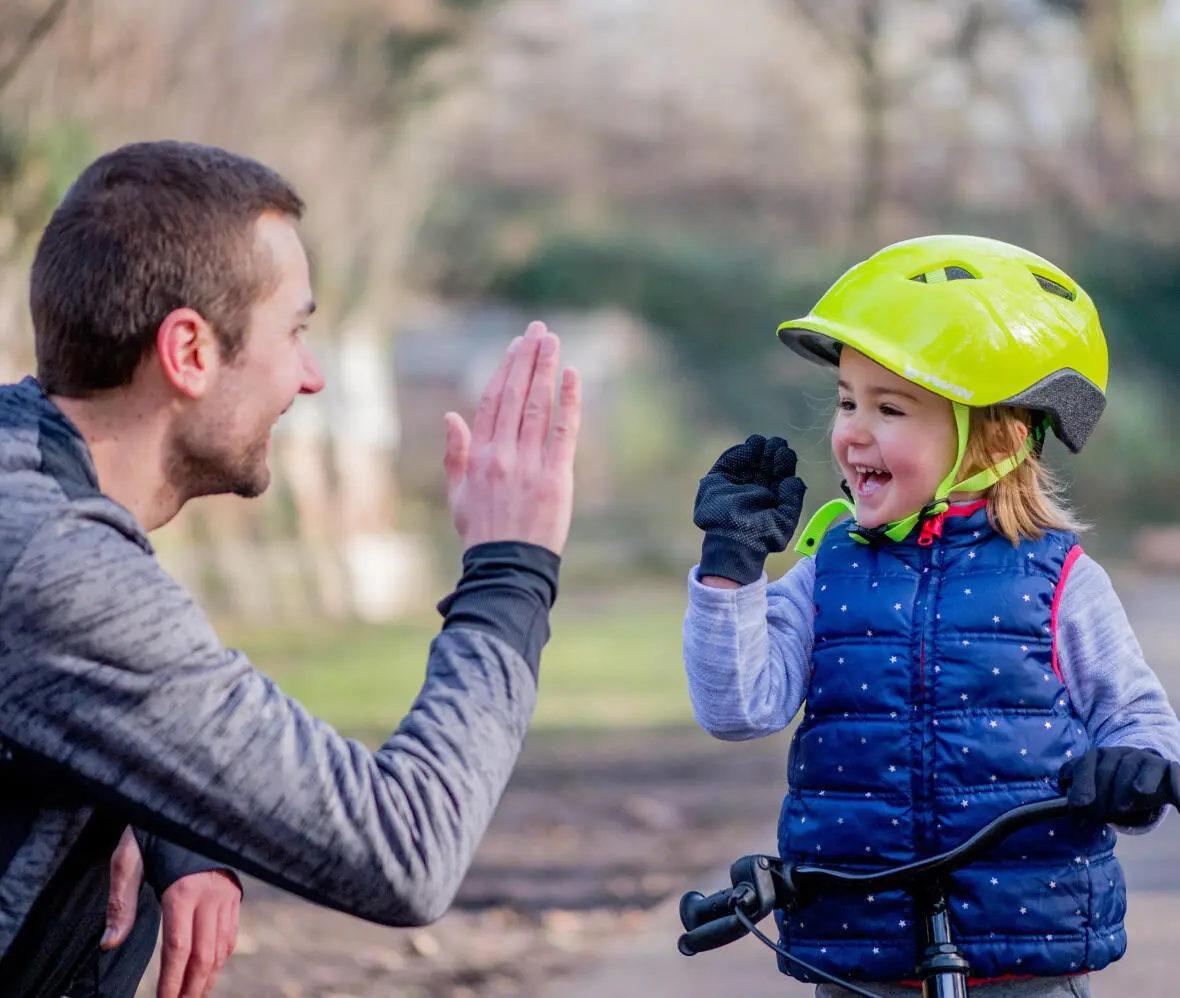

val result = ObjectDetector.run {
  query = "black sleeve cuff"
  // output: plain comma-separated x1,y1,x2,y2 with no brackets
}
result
699,532,767,586
135,831,243,898
436,541,561,677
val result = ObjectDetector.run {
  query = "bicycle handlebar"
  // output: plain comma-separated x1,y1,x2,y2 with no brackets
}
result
679,852,781,956
791,796,1072,897
678,796,1074,956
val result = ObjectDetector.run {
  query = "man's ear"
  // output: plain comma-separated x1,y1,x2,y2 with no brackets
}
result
156,309,220,399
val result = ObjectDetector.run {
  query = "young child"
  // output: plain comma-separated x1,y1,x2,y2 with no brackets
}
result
684,235,1180,998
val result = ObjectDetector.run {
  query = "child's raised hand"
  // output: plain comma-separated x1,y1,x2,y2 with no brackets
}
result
1058,746,1180,827
693,434,807,586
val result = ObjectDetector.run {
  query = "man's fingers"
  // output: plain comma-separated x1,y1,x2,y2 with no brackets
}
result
492,321,546,444
102,879,139,949
173,900,221,998
102,828,143,949
156,897,192,998
155,872,241,998
443,412,471,497
544,367,582,474
518,332,559,453
470,337,519,450
222,894,240,965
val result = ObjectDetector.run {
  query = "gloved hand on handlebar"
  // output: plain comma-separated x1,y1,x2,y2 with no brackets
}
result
693,435,807,586
1058,746,1180,827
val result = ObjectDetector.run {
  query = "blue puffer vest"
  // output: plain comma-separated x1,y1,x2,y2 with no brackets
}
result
776,503,1126,984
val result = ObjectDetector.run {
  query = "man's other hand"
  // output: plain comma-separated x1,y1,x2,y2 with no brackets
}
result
103,828,242,998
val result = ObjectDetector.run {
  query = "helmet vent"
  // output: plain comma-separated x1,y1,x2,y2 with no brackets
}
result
1033,273,1076,301
910,265,978,283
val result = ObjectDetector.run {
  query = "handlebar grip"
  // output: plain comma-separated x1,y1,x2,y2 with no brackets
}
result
677,912,750,956
679,888,734,932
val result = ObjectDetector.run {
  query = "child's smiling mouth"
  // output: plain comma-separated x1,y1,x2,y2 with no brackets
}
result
853,464,893,497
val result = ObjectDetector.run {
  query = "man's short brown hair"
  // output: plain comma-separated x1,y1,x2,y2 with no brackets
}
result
30,140,305,396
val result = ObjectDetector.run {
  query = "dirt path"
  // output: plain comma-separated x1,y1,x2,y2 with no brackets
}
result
134,568,1180,997
136,726,795,997
534,822,1180,998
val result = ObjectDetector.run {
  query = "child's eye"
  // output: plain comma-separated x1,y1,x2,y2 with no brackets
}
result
837,398,856,412
880,404,905,417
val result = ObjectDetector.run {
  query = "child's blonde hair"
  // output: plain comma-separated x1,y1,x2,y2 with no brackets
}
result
958,406,1086,544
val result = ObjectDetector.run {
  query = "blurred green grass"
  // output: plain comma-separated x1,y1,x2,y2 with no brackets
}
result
218,585,694,738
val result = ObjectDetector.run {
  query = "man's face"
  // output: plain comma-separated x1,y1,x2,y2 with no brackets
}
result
171,212,324,500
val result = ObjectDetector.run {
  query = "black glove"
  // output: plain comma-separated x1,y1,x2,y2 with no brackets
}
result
1058,746,1180,827
693,434,807,585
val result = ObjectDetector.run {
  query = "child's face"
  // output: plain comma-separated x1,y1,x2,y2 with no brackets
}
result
832,348,959,529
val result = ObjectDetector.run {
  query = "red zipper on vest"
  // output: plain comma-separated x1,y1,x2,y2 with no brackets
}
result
917,512,945,546
916,514,942,785
918,502,987,546
913,520,940,859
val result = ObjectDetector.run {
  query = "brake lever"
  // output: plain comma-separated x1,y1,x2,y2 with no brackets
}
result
677,855,787,956
727,854,785,919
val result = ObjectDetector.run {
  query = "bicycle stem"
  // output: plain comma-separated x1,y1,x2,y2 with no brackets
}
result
917,882,969,998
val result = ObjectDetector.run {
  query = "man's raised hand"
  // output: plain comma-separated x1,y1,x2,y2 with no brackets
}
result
444,321,581,556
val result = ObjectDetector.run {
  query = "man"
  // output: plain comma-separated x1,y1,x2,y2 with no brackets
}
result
0,140,581,998
61,828,242,998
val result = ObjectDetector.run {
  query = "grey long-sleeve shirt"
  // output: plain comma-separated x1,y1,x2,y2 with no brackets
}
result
0,377,556,958
683,556,1180,809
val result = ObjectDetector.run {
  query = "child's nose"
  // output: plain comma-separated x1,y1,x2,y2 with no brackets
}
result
839,411,874,447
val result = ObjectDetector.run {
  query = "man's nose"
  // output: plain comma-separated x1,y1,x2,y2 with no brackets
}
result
299,343,325,395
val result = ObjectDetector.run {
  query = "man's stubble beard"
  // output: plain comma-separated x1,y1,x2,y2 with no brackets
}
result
167,411,272,502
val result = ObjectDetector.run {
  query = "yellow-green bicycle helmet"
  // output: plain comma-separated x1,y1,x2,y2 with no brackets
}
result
777,234,1109,551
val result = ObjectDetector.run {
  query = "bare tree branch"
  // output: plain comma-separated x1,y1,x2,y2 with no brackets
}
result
783,0,853,54
779,0,889,241
891,0,996,98
0,0,71,97
850,0,885,241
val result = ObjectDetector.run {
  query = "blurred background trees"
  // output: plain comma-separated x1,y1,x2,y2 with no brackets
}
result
3,0,1179,619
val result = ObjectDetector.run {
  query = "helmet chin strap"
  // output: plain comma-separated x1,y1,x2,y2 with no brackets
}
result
794,404,1040,555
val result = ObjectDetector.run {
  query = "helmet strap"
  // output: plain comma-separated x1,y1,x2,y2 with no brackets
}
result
794,405,1043,555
